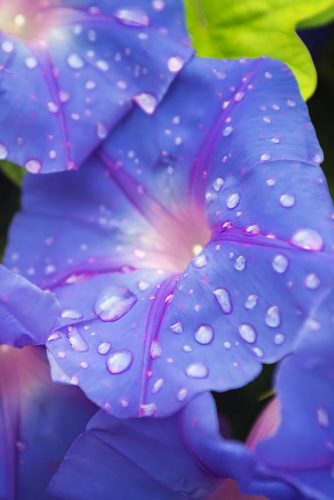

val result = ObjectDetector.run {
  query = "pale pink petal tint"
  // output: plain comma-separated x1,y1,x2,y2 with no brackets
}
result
246,398,281,451
0,0,60,44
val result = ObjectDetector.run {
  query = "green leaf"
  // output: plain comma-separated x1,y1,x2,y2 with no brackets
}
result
0,161,25,187
299,4,334,29
185,0,334,100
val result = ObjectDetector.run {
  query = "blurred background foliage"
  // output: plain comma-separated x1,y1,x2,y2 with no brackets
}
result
0,6,334,441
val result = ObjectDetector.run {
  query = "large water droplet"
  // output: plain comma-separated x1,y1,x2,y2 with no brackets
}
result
134,93,158,114
291,229,324,251
106,349,133,374
238,323,256,343
244,294,258,310
94,286,137,322
213,288,232,313
194,324,214,344
226,192,240,209
272,254,289,274
67,326,88,352
25,159,41,173
114,7,150,27
67,53,85,69
234,255,246,271
97,342,111,355
150,340,162,359
193,254,207,269
265,305,281,328
185,362,208,379
167,56,184,73
279,193,295,208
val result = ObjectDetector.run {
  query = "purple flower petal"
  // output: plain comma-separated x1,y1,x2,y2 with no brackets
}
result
0,0,192,173
0,346,96,499
6,56,334,416
0,265,59,346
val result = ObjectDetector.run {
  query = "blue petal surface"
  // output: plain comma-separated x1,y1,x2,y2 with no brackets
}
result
0,264,59,346
0,346,96,499
0,0,192,173
6,56,334,416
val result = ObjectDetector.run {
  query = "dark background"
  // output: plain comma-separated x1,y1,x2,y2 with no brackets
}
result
1,26,333,440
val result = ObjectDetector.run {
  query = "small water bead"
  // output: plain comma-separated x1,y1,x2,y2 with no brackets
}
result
25,56,38,69
223,126,233,137
170,321,183,333
274,333,285,345
47,331,61,342
305,273,320,290
114,7,150,27
287,99,296,108
67,327,89,352
224,341,232,350
226,192,240,209
279,193,295,208
134,92,158,114
265,305,281,328
270,137,280,144
317,406,330,428
67,53,84,69
167,56,184,73
260,153,271,161
106,349,133,374
94,286,137,322
244,294,258,310
0,143,8,160
234,255,246,271
212,177,224,192
183,345,192,353
96,121,108,139
272,254,289,274
312,153,322,164
96,59,109,71
97,342,111,355
177,387,188,401
61,309,82,320
291,229,324,251
2,40,14,53
137,280,150,291
140,402,157,416
238,323,257,343
152,378,164,394
213,288,232,314
234,91,245,102
194,324,214,345
193,254,207,269
25,159,41,173
253,346,264,358
150,340,162,359
185,362,208,379
47,101,59,113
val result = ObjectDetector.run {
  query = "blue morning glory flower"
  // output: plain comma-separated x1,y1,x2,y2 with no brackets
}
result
0,346,96,499
48,294,334,500
5,55,334,418
0,264,59,346
0,0,192,173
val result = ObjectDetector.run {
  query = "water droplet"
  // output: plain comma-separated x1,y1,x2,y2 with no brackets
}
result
253,346,264,358
317,406,330,428
213,177,224,191
265,305,281,328
134,93,158,114
114,7,150,26
244,294,258,310
140,402,157,416
226,192,240,209
47,101,59,113
47,331,61,342
279,194,295,208
67,327,88,352
96,121,108,139
97,342,111,355
61,309,82,320
167,56,184,72
0,143,8,160
291,229,324,251
234,255,246,271
137,280,150,291
106,349,133,374
185,362,208,379
239,323,257,343
224,340,232,350
2,40,14,53
193,254,207,269
150,340,162,359
67,53,84,69
152,378,164,394
272,254,289,274
25,56,38,69
213,288,232,313
234,91,245,102
305,273,320,290
287,99,296,108
274,333,285,345
170,321,183,333
260,153,271,161
223,126,233,137
94,286,137,322
194,324,214,345
177,387,188,401
270,137,280,144
25,159,41,173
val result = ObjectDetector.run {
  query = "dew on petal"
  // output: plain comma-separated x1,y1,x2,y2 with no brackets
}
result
291,229,324,251
317,406,330,428
114,7,150,27
234,255,246,271
238,323,257,343
223,126,233,137
244,294,258,310
167,56,184,73
25,159,41,173
274,333,285,345
140,402,157,416
226,192,240,209
67,326,89,352
194,324,214,345
272,254,289,274
193,253,207,269
61,309,82,320
94,286,137,322
0,143,8,160
170,321,183,333
185,362,208,379
213,288,232,314
97,342,112,355
279,193,295,208
67,53,85,69
134,93,158,114
150,340,162,359
305,273,320,290
152,378,164,394
177,387,188,401
260,153,271,161
265,305,281,328
106,349,134,374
